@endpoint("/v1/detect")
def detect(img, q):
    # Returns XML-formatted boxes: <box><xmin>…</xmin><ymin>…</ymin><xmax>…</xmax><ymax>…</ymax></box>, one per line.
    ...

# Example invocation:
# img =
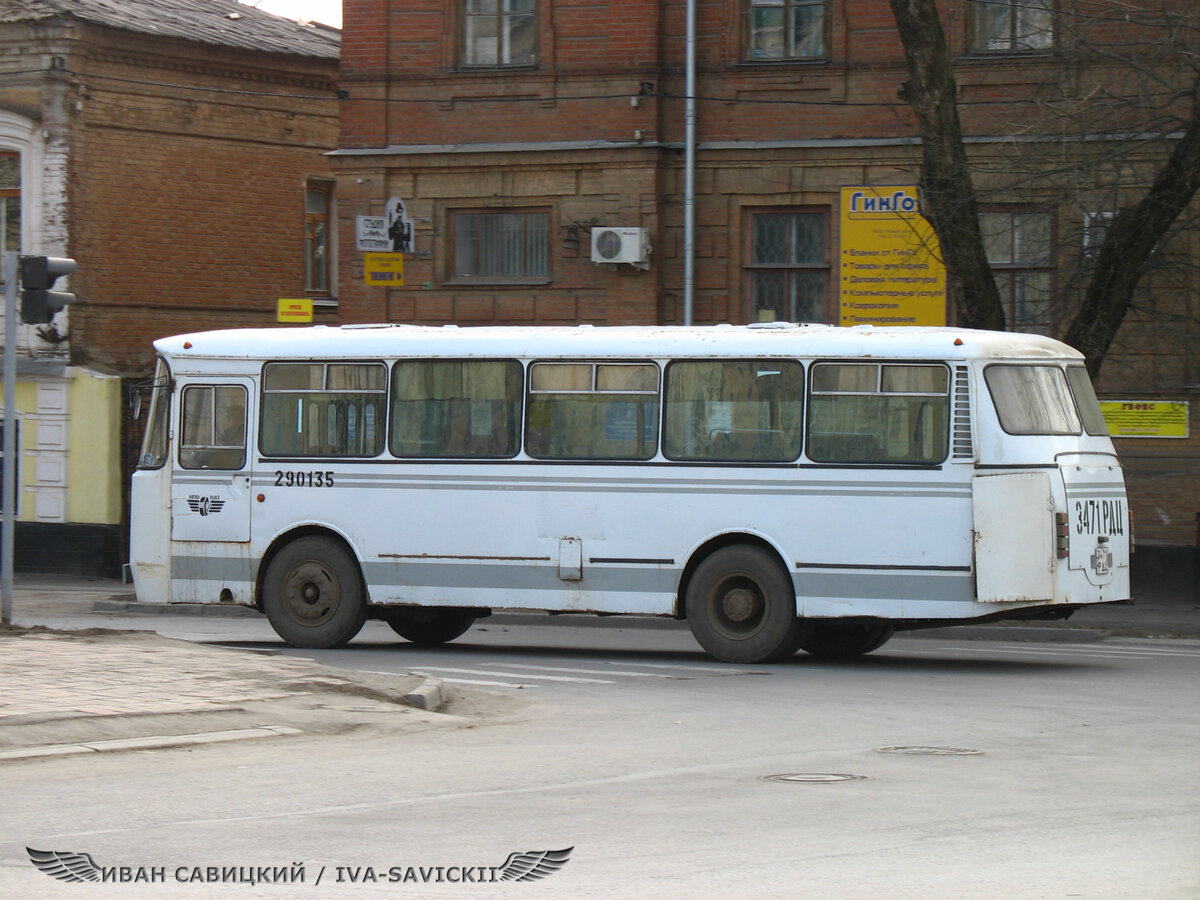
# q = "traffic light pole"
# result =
<box><xmin>2</xmin><ymin>251</ymin><xmax>17</xmax><ymax>623</ymax></box>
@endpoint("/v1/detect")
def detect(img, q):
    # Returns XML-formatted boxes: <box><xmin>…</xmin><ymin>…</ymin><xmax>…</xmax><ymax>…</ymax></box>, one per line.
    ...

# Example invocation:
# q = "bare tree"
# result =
<box><xmin>889</xmin><ymin>0</ymin><xmax>1200</xmax><ymax>379</ymax></box>
<box><xmin>889</xmin><ymin>0</ymin><xmax>1006</xmax><ymax>330</ymax></box>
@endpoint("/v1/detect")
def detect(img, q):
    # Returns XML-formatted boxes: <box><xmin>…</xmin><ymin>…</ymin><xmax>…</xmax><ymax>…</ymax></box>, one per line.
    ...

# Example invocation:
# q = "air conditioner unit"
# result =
<box><xmin>591</xmin><ymin>227</ymin><xmax>651</xmax><ymax>266</ymax></box>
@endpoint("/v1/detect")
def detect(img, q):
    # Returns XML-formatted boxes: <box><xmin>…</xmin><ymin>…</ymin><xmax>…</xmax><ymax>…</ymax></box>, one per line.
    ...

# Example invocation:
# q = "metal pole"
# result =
<box><xmin>2</xmin><ymin>251</ymin><xmax>18</xmax><ymax>624</ymax></box>
<box><xmin>683</xmin><ymin>0</ymin><xmax>696</xmax><ymax>326</ymax></box>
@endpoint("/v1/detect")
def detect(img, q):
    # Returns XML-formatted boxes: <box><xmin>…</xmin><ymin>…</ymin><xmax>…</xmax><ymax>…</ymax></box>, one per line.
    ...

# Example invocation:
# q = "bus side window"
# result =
<box><xmin>525</xmin><ymin>362</ymin><xmax>659</xmax><ymax>461</ymax></box>
<box><xmin>663</xmin><ymin>359</ymin><xmax>804</xmax><ymax>462</ymax></box>
<box><xmin>390</xmin><ymin>360</ymin><xmax>522</xmax><ymax>458</ymax></box>
<box><xmin>807</xmin><ymin>363</ymin><xmax>949</xmax><ymax>464</ymax></box>
<box><xmin>179</xmin><ymin>385</ymin><xmax>246</xmax><ymax>470</ymax></box>
<box><xmin>261</xmin><ymin>362</ymin><xmax>386</xmax><ymax>457</ymax></box>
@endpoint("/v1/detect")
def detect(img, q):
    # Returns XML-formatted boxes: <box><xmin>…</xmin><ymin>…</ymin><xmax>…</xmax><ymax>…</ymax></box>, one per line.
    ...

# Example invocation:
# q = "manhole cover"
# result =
<box><xmin>875</xmin><ymin>746</ymin><xmax>983</xmax><ymax>756</ymax></box>
<box><xmin>759</xmin><ymin>773</ymin><xmax>869</xmax><ymax>784</ymax></box>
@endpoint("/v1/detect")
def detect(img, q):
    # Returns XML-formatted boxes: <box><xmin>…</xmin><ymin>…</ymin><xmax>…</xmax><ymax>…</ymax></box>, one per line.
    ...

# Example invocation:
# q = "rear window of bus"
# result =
<box><xmin>984</xmin><ymin>364</ymin><xmax>1082</xmax><ymax>435</ymax></box>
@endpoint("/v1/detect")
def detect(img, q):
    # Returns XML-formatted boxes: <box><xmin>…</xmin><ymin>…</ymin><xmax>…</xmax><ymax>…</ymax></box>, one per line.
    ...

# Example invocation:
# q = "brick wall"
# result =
<box><xmin>66</xmin><ymin>26</ymin><xmax>340</xmax><ymax>376</ymax></box>
<box><xmin>335</xmin><ymin>0</ymin><xmax>1200</xmax><ymax>548</ymax></box>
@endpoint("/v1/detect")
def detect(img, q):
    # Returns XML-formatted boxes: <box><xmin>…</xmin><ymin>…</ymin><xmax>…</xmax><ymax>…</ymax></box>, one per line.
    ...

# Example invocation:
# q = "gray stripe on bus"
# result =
<box><xmin>170</xmin><ymin>556</ymin><xmax>973</xmax><ymax>605</ymax></box>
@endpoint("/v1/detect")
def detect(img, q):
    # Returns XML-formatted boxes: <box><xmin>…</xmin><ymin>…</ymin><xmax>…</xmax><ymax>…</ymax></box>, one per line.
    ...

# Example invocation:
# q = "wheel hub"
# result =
<box><xmin>721</xmin><ymin>585</ymin><xmax>759</xmax><ymax>622</ymax></box>
<box><xmin>284</xmin><ymin>564</ymin><xmax>338</xmax><ymax>624</ymax></box>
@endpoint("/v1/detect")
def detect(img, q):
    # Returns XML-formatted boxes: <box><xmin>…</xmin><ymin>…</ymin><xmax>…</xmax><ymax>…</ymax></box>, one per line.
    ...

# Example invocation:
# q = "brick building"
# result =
<box><xmin>331</xmin><ymin>0</ymin><xmax>1198</xmax><ymax>577</ymax></box>
<box><xmin>0</xmin><ymin>0</ymin><xmax>340</xmax><ymax>573</ymax></box>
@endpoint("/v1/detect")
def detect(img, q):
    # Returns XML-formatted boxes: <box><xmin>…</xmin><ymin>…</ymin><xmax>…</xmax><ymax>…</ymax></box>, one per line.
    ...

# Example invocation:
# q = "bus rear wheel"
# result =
<box><xmin>685</xmin><ymin>546</ymin><xmax>807</xmax><ymax>664</ymax></box>
<box><xmin>385</xmin><ymin>608</ymin><xmax>477</xmax><ymax>646</ymax></box>
<box><xmin>800</xmin><ymin>622</ymin><xmax>894</xmax><ymax>659</ymax></box>
<box><xmin>262</xmin><ymin>537</ymin><xmax>367</xmax><ymax>649</ymax></box>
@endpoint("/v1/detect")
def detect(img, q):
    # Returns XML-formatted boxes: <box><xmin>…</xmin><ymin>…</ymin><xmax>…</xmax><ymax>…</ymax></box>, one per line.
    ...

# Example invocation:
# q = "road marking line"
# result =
<box><xmin>411</xmin><ymin>665</ymin><xmax>613</xmax><ymax>684</ymax></box>
<box><xmin>359</xmin><ymin>669</ymin><xmax>536</xmax><ymax>689</ymax></box>
<box><xmin>612</xmin><ymin>661</ymin><xmax>753</xmax><ymax>674</ymax></box>
<box><xmin>439</xmin><ymin>678</ymin><xmax>539</xmax><ymax>689</ymax></box>
<box><xmin>490</xmin><ymin>663</ymin><xmax>676</xmax><ymax>678</ymax></box>
<box><xmin>919</xmin><ymin>644</ymin><xmax>1174</xmax><ymax>660</ymax></box>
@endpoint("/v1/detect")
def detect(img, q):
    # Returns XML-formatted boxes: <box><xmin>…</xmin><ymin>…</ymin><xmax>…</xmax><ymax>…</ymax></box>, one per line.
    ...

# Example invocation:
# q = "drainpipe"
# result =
<box><xmin>683</xmin><ymin>0</ymin><xmax>696</xmax><ymax>325</ymax></box>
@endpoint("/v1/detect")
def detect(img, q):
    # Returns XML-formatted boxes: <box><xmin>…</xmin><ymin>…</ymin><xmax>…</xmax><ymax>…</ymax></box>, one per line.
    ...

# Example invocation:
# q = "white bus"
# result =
<box><xmin>129</xmin><ymin>324</ymin><xmax>1130</xmax><ymax>663</ymax></box>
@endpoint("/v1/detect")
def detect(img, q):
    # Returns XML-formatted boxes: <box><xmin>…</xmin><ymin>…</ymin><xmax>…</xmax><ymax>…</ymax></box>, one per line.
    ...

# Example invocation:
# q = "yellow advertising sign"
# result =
<box><xmin>839</xmin><ymin>186</ymin><xmax>946</xmax><ymax>327</ymax></box>
<box><xmin>364</xmin><ymin>252</ymin><xmax>405</xmax><ymax>286</ymax></box>
<box><xmin>276</xmin><ymin>298</ymin><xmax>313</xmax><ymax>324</ymax></box>
<box><xmin>1100</xmin><ymin>400</ymin><xmax>1190</xmax><ymax>438</ymax></box>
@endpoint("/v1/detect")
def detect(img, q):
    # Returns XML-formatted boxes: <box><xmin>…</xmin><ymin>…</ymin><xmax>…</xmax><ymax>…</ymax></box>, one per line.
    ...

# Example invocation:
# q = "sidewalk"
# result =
<box><xmin>1</xmin><ymin>577</ymin><xmax>450</xmax><ymax>763</ymax></box>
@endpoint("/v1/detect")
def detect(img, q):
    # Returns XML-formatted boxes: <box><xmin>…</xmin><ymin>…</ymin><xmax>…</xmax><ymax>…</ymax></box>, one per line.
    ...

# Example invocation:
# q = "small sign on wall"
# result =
<box><xmin>277</xmin><ymin>298</ymin><xmax>313</xmax><ymax>324</ymax></box>
<box><xmin>356</xmin><ymin>216</ymin><xmax>391</xmax><ymax>252</ymax></box>
<box><xmin>364</xmin><ymin>253</ymin><xmax>405</xmax><ymax>286</ymax></box>
<box><xmin>1100</xmin><ymin>400</ymin><xmax>1189</xmax><ymax>438</ymax></box>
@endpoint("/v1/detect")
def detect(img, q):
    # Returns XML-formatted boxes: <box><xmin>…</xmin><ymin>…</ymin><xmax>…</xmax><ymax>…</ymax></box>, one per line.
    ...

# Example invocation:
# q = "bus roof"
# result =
<box><xmin>153</xmin><ymin>323</ymin><xmax>1085</xmax><ymax>368</ymax></box>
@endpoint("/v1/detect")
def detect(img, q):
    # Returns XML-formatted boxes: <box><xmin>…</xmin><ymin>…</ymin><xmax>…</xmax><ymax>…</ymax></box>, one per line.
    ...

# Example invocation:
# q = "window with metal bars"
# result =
<box><xmin>747</xmin><ymin>210</ymin><xmax>829</xmax><ymax>323</ymax></box>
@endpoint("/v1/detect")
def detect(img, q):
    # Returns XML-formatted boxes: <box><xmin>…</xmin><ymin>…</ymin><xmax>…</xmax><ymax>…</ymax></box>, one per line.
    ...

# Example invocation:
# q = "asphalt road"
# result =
<box><xmin>4</xmin><ymin>609</ymin><xmax>1198</xmax><ymax>898</ymax></box>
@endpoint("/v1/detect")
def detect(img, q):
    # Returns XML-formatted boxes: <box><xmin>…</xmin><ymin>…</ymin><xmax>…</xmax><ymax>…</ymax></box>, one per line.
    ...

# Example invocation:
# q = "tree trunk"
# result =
<box><xmin>888</xmin><ymin>0</ymin><xmax>1007</xmax><ymax>331</ymax></box>
<box><xmin>1063</xmin><ymin>73</ymin><xmax>1200</xmax><ymax>378</ymax></box>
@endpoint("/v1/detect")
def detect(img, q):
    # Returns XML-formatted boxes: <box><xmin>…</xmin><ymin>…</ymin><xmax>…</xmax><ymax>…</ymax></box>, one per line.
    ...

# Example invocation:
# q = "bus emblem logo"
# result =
<box><xmin>187</xmin><ymin>496</ymin><xmax>226</xmax><ymax>517</ymax></box>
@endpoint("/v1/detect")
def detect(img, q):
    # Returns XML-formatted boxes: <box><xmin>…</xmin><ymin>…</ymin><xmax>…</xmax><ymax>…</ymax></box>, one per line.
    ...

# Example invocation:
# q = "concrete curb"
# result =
<box><xmin>403</xmin><ymin>675</ymin><xmax>445</xmax><ymax>711</ymax></box>
<box><xmin>94</xmin><ymin>597</ymin><xmax>261</xmax><ymax>617</ymax></box>
<box><xmin>0</xmin><ymin>725</ymin><xmax>304</xmax><ymax>762</ymax></box>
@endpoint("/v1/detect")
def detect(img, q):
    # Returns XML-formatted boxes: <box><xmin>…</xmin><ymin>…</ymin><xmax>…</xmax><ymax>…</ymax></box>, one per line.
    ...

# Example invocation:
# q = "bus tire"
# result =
<box><xmin>685</xmin><ymin>545</ymin><xmax>805</xmax><ymax>664</ymax></box>
<box><xmin>800</xmin><ymin>622</ymin><xmax>894</xmax><ymax>659</ymax></box>
<box><xmin>385</xmin><ymin>608</ymin><xmax>477</xmax><ymax>646</ymax></box>
<box><xmin>262</xmin><ymin>536</ymin><xmax>367</xmax><ymax>649</ymax></box>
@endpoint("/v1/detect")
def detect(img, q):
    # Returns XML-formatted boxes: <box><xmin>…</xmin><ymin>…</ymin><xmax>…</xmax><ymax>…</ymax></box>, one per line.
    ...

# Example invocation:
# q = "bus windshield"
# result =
<box><xmin>136</xmin><ymin>359</ymin><xmax>172</xmax><ymax>469</ymax></box>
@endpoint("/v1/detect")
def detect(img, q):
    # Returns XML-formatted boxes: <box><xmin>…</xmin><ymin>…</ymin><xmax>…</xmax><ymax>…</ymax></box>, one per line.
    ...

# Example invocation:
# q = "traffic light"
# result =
<box><xmin>20</xmin><ymin>255</ymin><xmax>76</xmax><ymax>325</ymax></box>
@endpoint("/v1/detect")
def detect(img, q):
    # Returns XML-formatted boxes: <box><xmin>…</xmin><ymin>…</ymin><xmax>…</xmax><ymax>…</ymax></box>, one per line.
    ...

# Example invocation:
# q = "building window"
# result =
<box><xmin>0</xmin><ymin>152</ymin><xmax>19</xmax><ymax>257</ymax></box>
<box><xmin>745</xmin><ymin>0</ymin><xmax>825</xmax><ymax>61</ymax></box>
<box><xmin>452</xmin><ymin>209</ymin><xmax>549</xmax><ymax>281</ymax></box>
<box><xmin>463</xmin><ymin>0</ymin><xmax>536</xmax><ymax>67</ymax></box>
<box><xmin>304</xmin><ymin>181</ymin><xmax>330</xmax><ymax>294</ymax></box>
<box><xmin>982</xmin><ymin>209</ymin><xmax>1053</xmax><ymax>334</ymax></box>
<box><xmin>972</xmin><ymin>0</ymin><xmax>1053</xmax><ymax>52</ymax></box>
<box><xmin>747</xmin><ymin>210</ymin><xmax>828</xmax><ymax>322</ymax></box>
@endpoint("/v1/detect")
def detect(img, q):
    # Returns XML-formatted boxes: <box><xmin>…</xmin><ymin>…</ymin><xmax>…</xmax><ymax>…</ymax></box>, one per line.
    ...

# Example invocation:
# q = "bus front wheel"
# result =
<box><xmin>262</xmin><ymin>537</ymin><xmax>367</xmax><ymax>649</ymax></box>
<box><xmin>685</xmin><ymin>546</ymin><xmax>807</xmax><ymax>664</ymax></box>
<box><xmin>385</xmin><ymin>608</ymin><xmax>477</xmax><ymax>646</ymax></box>
<box><xmin>800</xmin><ymin>622</ymin><xmax>894</xmax><ymax>658</ymax></box>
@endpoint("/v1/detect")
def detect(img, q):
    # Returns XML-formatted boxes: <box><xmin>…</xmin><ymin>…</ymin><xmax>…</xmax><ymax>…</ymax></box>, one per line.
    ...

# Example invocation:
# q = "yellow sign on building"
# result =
<box><xmin>839</xmin><ymin>186</ymin><xmax>946</xmax><ymax>327</ymax></box>
<box><xmin>1100</xmin><ymin>400</ymin><xmax>1190</xmax><ymax>438</ymax></box>
<box><xmin>364</xmin><ymin>252</ymin><xmax>405</xmax><ymax>286</ymax></box>
<box><xmin>276</xmin><ymin>298</ymin><xmax>313</xmax><ymax>323</ymax></box>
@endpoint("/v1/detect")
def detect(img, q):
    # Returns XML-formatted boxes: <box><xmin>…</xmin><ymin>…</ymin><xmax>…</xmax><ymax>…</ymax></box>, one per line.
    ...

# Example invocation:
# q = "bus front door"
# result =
<box><xmin>169</xmin><ymin>380</ymin><xmax>255</xmax><ymax>603</ymax></box>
